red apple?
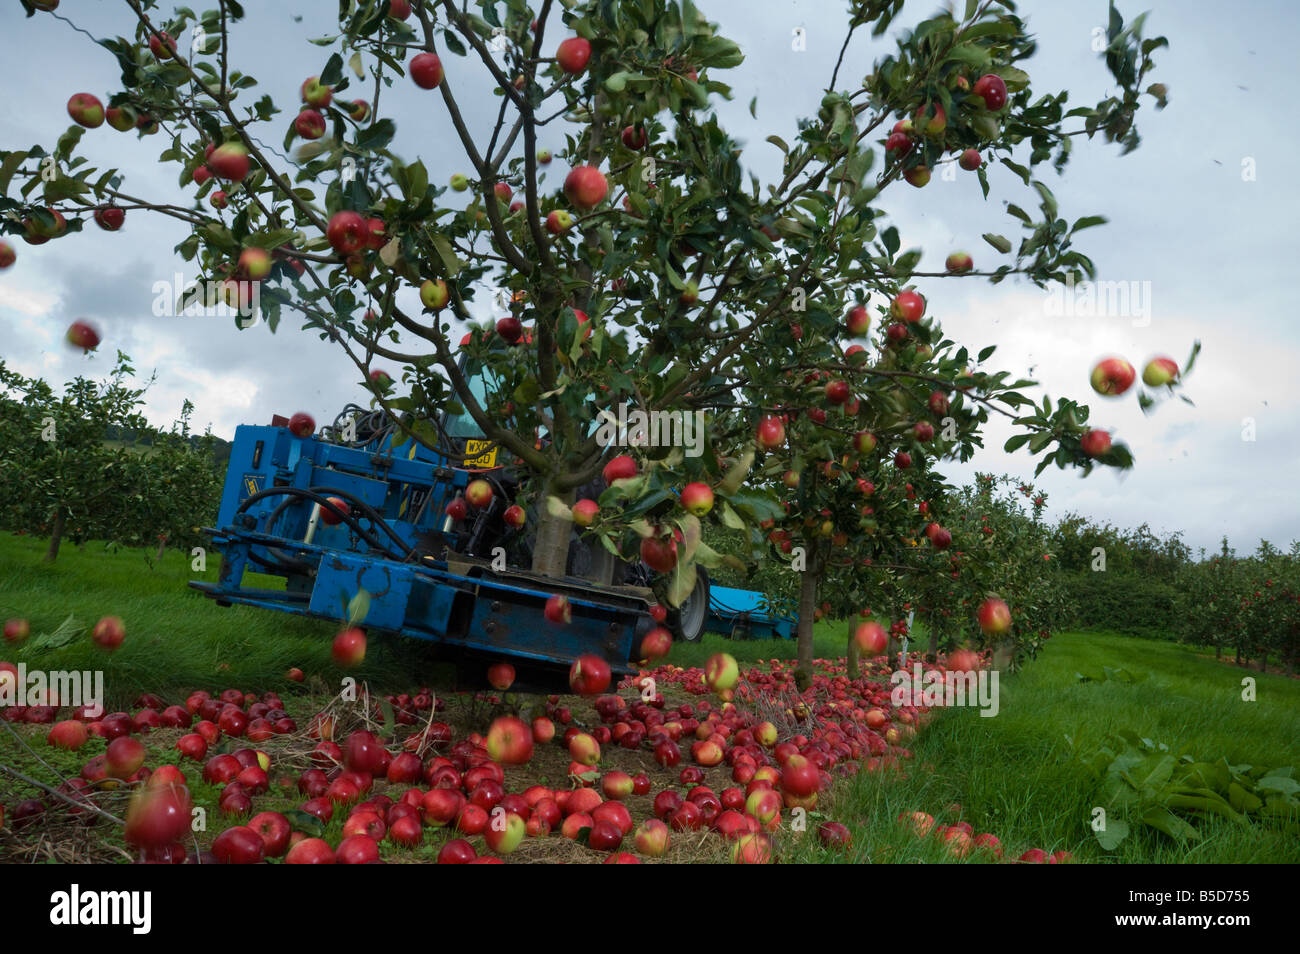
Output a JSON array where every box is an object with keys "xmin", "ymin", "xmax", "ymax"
[
  {"xmin": 977, "ymin": 597, "xmax": 1012, "ymax": 636},
  {"xmin": 465, "ymin": 479, "xmax": 493, "ymax": 508},
  {"xmin": 409, "ymin": 53, "xmax": 444, "ymax": 89},
  {"xmin": 332, "ymin": 627, "xmax": 366, "ymax": 667},
  {"xmin": 208, "ymin": 143, "xmax": 250, "ymax": 181},
  {"xmin": 602, "ymin": 454, "xmax": 638, "ymax": 484},
  {"xmin": 1141, "ymin": 356, "xmax": 1179, "ymax": 387},
  {"xmin": 973, "ymin": 73, "xmax": 1008, "ymax": 111},
  {"xmin": 1089, "ymin": 356, "xmax": 1136, "ymax": 396},
  {"xmin": 572, "ymin": 498, "xmax": 600, "ymax": 527},
  {"xmin": 212, "ymin": 826, "xmax": 265, "ymax": 864},
  {"xmin": 564, "ymin": 165, "xmax": 608, "ymax": 209},
  {"xmin": 285, "ymin": 837, "xmax": 335, "ymax": 864},
  {"xmin": 890, "ymin": 290, "xmax": 925, "ymax": 322},
  {"xmin": 1080, "ymin": 429, "xmax": 1112, "ymax": 458},
  {"xmin": 67, "ymin": 93, "xmax": 105, "ymax": 128},
  {"xmin": 487, "ymin": 662, "xmax": 515, "ymax": 690},
  {"xmin": 106, "ymin": 736, "xmax": 146, "ymax": 779},
  {"xmin": 679, "ymin": 482, "xmax": 714, "ymax": 517},
  {"xmin": 294, "ymin": 109, "xmax": 326, "ymax": 140},
  {"xmin": 544, "ymin": 594, "xmax": 572, "ymax": 625},
  {"xmin": 945, "ymin": 251, "xmax": 973, "ymax": 274},
  {"xmin": 569, "ymin": 655, "xmax": 611, "ymax": 696},
  {"xmin": 125, "ymin": 784, "xmax": 193, "ymax": 848},
  {"xmin": 486, "ymin": 716, "xmax": 534, "ymax": 765},
  {"xmin": 326, "ymin": 210, "xmax": 369, "ymax": 256},
  {"xmin": 555, "ymin": 37, "xmax": 592, "ymax": 74},
  {"xmin": 640, "ymin": 534, "xmax": 678, "ymax": 573},
  {"xmin": 336, "ymin": 834, "xmax": 382, "ymax": 864}
]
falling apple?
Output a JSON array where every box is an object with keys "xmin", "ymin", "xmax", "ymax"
[
  {"xmin": 66, "ymin": 93, "xmax": 105, "ymax": 128},
  {"xmin": 65, "ymin": 320, "xmax": 101, "ymax": 351},
  {"xmin": 332, "ymin": 627, "xmax": 366, "ymax": 667},
  {"xmin": 977, "ymin": 597, "xmax": 1011, "ymax": 636},
  {"xmin": 945, "ymin": 251, "xmax": 973, "ymax": 274},
  {"xmin": 1141, "ymin": 356, "xmax": 1179, "ymax": 387},
  {"xmin": 1089, "ymin": 356, "xmax": 1136, "ymax": 396}
]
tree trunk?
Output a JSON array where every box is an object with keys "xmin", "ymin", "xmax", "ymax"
[
  {"xmin": 43, "ymin": 508, "xmax": 65, "ymax": 563},
  {"xmin": 795, "ymin": 566, "xmax": 820, "ymax": 683},
  {"xmin": 530, "ymin": 486, "xmax": 573, "ymax": 578},
  {"xmin": 926, "ymin": 615, "xmax": 939, "ymax": 664},
  {"xmin": 846, "ymin": 622, "xmax": 860, "ymax": 680},
  {"xmin": 156, "ymin": 537, "xmax": 168, "ymax": 560}
]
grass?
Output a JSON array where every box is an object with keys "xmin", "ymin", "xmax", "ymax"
[{"xmin": 2, "ymin": 531, "xmax": 1297, "ymax": 863}]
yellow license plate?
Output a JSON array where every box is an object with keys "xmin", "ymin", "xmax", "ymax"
[{"xmin": 463, "ymin": 439, "xmax": 498, "ymax": 468}]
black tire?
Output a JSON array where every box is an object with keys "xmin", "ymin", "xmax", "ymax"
[{"xmin": 669, "ymin": 565, "xmax": 710, "ymax": 642}]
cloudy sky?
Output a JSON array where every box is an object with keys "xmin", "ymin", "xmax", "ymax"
[{"xmin": 1, "ymin": 0, "xmax": 1296, "ymax": 558}]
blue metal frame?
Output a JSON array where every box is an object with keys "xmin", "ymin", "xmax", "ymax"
[
  {"xmin": 705, "ymin": 584, "xmax": 796, "ymax": 640},
  {"xmin": 191, "ymin": 424, "xmax": 650, "ymax": 677}
]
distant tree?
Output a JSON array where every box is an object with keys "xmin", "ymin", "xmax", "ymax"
[{"xmin": 0, "ymin": 355, "xmax": 222, "ymax": 561}]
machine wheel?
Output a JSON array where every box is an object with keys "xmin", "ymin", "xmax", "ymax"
[{"xmin": 668, "ymin": 565, "xmax": 710, "ymax": 643}]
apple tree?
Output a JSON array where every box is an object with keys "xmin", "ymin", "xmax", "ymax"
[
  {"xmin": 0, "ymin": 357, "xmax": 222, "ymax": 561},
  {"xmin": 0, "ymin": 0, "xmax": 1168, "ymax": 667}
]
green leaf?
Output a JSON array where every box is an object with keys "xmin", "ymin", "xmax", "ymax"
[
  {"xmin": 1071, "ymin": 215, "xmax": 1108, "ymax": 233},
  {"xmin": 346, "ymin": 588, "xmax": 371, "ymax": 625},
  {"xmin": 719, "ymin": 501, "xmax": 745, "ymax": 531},
  {"xmin": 1257, "ymin": 775, "xmax": 1300, "ymax": 796},
  {"xmin": 443, "ymin": 31, "xmax": 467, "ymax": 56},
  {"xmin": 285, "ymin": 809, "xmax": 325, "ymax": 837},
  {"xmin": 982, "ymin": 233, "xmax": 1012, "ymax": 254},
  {"xmin": 1094, "ymin": 816, "xmax": 1129, "ymax": 850},
  {"xmin": 1140, "ymin": 806, "xmax": 1200, "ymax": 842},
  {"xmin": 1003, "ymin": 434, "xmax": 1030, "ymax": 452},
  {"xmin": 319, "ymin": 52, "xmax": 345, "ymax": 87},
  {"xmin": 430, "ymin": 232, "xmax": 463, "ymax": 276},
  {"xmin": 355, "ymin": 118, "xmax": 396, "ymax": 152},
  {"xmin": 0, "ymin": 150, "xmax": 29, "ymax": 197}
]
